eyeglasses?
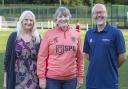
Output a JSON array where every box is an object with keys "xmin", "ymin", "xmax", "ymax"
[{"xmin": 93, "ymin": 11, "xmax": 106, "ymax": 15}]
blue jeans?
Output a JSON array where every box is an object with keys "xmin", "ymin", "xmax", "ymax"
[{"xmin": 46, "ymin": 78, "xmax": 77, "ymax": 89}]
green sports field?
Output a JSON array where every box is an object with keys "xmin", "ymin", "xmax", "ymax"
[{"xmin": 0, "ymin": 29, "xmax": 128, "ymax": 89}]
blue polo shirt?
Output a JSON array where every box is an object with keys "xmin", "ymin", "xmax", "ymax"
[{"xmin": 83, "ymin": 24, "xmax": 126, "ymax": 89}]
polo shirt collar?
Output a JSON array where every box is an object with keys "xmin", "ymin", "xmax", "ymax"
[{"xmin": 93, "ymin": 23, "xmax": 110, "ymax": 33}]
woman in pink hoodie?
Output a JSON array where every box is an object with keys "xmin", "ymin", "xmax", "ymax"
[{"xmin": 37, "ymin": 6, "xmax": 84, "ymax": 89}]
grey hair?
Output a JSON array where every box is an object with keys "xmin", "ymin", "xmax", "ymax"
[
  {"xmin": 92, "ymin": 3, "xmax": 107, "ymax": 14},
  {"xmin": 54, "ymin": 6, "xmax": 72, "ymax": 20},
  {"xmin": 16, "ymin": 10, "xmax": 40, "ymax": 43}
]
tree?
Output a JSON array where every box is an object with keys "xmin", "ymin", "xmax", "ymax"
[
  {"xmin": 1, "ymin": 0, "xmax": 128, "ymax": 5},
  {"xmin": 95, "ymin": 0, "xmax": 104, "ymax": 3}
]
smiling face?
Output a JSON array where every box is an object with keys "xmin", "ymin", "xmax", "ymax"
[
  {"xmin": 22, "ymin": 13, "xmax": 34, "ymax": 31},
  {"xmin": 54, "ymin": 7, "xmax": 71, "ymax": 31},
  {"xmin": 92, "ymin": 4, "xmax": 107, "ymax": 26},
  {"xmin": 56, "ymin": 12, "xmax": 70, "ymax": 30}
]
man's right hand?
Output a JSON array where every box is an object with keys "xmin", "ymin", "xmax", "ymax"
[{"xmin": 3, "ymin": 72, "xmax": 6, "ymax": 89}]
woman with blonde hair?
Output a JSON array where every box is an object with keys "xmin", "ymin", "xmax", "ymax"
[{"xmin": 4, "ymin": 10, "xmax": 40, "ymax": 89}]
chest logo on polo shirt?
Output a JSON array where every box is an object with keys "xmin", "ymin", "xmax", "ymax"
[
  {"xmin": 89, "ymin": 38, "xmax": 93, "ymax": 43},
  {"xmin": 102, "ymin": 38, "xmax": 110, "ymax": 42}
]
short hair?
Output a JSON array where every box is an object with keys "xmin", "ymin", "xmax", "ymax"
[
  {"xmin": 92, "ymin": 3, "xmax": 107, "ymax": 14},
  {"xmin": 54, "ymin": 6, "xmax": 72, "ymax": 20},
  {"xmin": 16, "ymin": 10, "xmax": 40, "ymax": 43}
]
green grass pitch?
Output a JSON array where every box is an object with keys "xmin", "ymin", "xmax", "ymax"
[{"xmin": 0, "ymin": 29, "xmax": 128, "ymax": 89}]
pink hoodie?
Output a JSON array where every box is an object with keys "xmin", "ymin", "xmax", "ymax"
[{"xmin": 37, "ymin": 26, "xmax": 84, "ymax": 84}]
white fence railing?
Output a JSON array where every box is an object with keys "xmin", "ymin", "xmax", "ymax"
[{"xmin": 0, "ymin": 21, "xmax": 88, "ymax": 30}]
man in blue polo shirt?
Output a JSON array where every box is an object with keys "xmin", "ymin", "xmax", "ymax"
[{"xmin": 83, "ymin": 4, "xmax": 126, "ymax": 89}]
